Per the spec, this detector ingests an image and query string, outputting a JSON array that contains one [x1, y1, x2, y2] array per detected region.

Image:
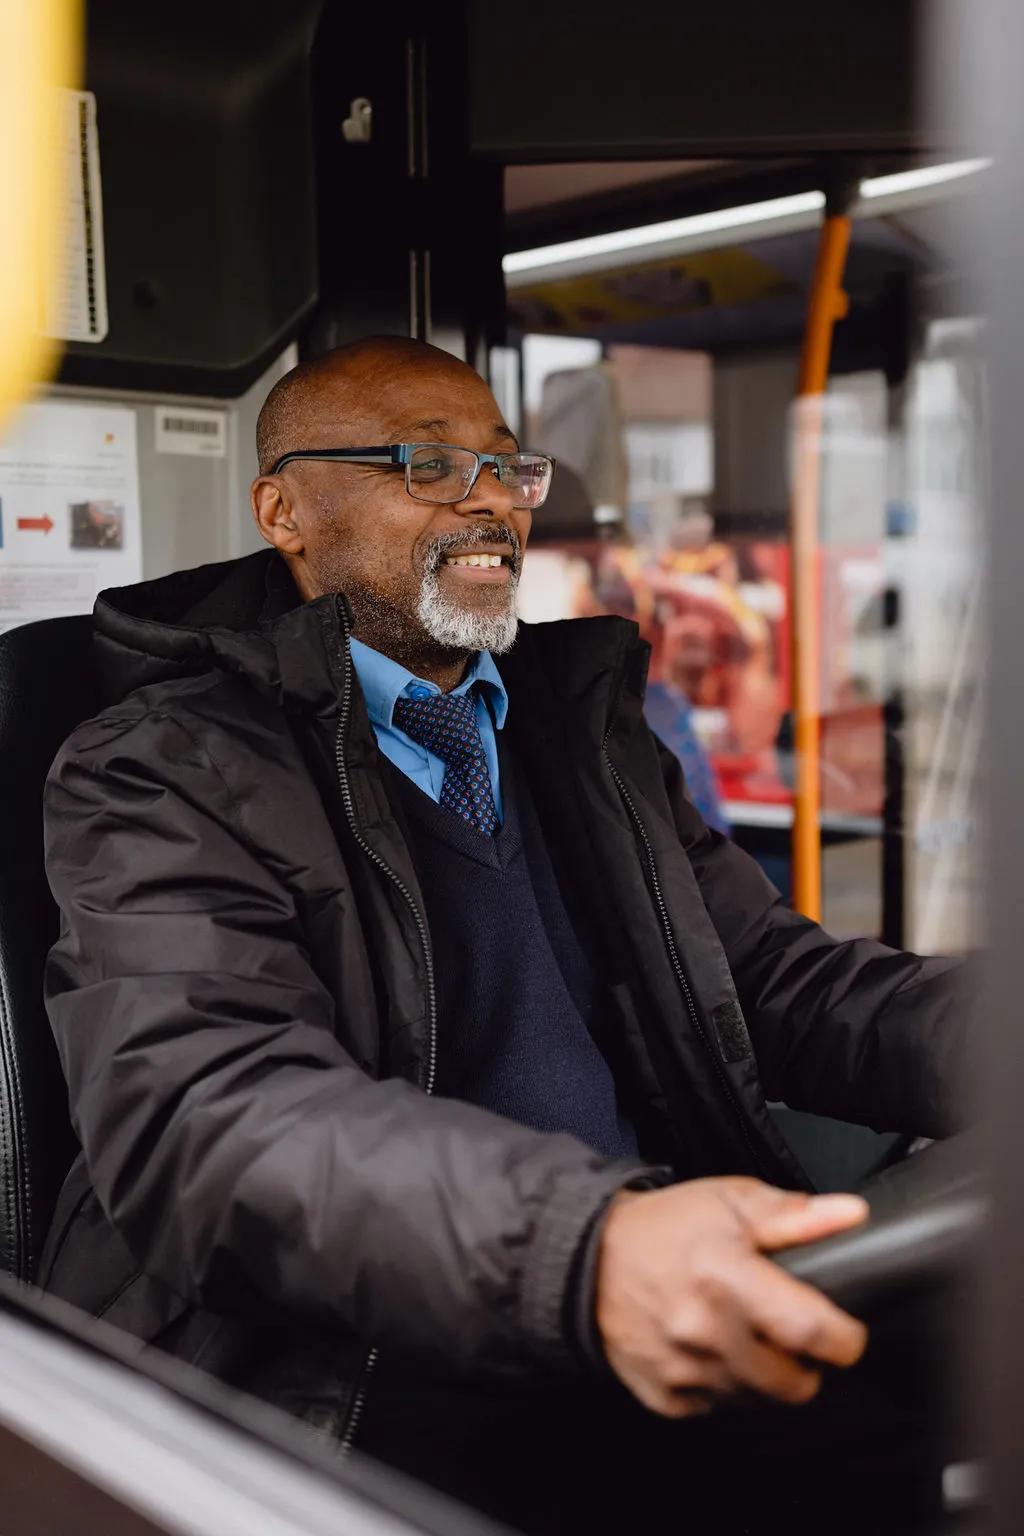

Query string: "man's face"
[[252, 356, 532, 663]]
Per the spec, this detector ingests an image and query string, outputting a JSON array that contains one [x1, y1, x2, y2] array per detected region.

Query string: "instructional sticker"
[[0, 402, 141, 633]]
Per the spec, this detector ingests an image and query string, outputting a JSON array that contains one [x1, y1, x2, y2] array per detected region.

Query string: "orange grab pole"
[[789, 213, 852, 922]]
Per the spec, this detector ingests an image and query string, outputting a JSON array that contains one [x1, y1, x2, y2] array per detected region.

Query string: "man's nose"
[[456, 461, 516, 518]]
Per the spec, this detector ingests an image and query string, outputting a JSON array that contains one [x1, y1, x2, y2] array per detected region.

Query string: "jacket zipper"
[[0, 986, 29, 1278], [603, 748, 769, 1179], [331, 600, 438, 1451]]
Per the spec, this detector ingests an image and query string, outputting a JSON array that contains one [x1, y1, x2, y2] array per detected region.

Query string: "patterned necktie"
[[392, 689, 499, 836]]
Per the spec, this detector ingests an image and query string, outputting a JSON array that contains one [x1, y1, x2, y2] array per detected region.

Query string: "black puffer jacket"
[[41, 550, 964, 1439]]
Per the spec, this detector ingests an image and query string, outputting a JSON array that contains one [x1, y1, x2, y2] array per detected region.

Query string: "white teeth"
[[444, 552, 506, 568]]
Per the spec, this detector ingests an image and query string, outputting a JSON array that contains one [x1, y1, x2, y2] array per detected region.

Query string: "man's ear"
[[251, 475, 304, 555]]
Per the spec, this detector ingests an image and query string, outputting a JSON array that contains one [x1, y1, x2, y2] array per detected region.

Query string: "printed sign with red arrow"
[[17, 515, 54, 535]]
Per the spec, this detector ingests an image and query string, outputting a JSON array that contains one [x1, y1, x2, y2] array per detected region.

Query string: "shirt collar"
[[349, 637, 508, 731]]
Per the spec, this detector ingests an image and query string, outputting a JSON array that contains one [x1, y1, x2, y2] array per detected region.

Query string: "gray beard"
[[416, 525, 521, 654], [416, 571, 519, 653]]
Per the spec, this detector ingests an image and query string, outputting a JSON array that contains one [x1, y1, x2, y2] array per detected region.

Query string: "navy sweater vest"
[[390, 743, 638, 1161], [358, 747, 639, 1482]]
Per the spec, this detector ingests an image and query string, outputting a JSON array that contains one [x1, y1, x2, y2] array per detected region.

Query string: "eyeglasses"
[[269, 443, 555, 509]]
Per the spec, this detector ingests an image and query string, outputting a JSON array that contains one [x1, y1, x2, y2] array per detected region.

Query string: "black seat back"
[[0, 617, 98, 1280]]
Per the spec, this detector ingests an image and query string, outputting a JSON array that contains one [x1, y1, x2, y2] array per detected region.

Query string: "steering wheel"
[[774, 1133, 984, 1316]]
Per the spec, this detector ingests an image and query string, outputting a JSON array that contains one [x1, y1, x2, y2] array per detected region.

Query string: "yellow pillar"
[[0, 0, 83, 433]]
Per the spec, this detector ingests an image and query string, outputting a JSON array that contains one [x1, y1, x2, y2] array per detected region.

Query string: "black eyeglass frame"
[[268, 442, 556, 507]]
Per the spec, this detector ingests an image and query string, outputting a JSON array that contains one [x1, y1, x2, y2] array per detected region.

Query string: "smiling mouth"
[[426, 525, 521, 585], [444, 552, 510, 569]]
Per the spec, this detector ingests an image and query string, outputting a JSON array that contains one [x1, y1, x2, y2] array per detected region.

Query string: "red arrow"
[[17, 515, 54, 534]]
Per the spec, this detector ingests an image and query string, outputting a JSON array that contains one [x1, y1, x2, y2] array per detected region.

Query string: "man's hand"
[[595, 1178, 869, 1417]]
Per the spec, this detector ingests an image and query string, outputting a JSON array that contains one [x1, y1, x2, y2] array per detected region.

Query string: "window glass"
[[512, 191, 985, 956]]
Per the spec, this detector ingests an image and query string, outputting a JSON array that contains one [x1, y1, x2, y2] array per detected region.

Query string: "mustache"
[[423, 522, 522, 575]]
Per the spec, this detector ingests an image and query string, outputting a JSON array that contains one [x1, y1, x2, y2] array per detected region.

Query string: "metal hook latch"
[[341, 98, 373, 144]]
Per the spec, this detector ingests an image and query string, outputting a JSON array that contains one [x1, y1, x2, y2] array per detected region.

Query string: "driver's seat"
[[0, 616, 97, 1280]]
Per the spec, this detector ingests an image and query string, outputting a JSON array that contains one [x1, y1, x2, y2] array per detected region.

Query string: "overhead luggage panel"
[[58, 0, 321, 397]]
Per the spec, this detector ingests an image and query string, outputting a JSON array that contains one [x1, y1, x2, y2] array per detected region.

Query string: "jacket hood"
[[93, 550, 347, 715], [93, 549, 648, 732]]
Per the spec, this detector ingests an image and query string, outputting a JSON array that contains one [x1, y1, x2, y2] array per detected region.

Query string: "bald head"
[[256, 335, 484, 475]]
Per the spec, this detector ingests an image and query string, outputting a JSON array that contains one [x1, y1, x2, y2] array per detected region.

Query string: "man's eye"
[[411, 457, 452, 480]]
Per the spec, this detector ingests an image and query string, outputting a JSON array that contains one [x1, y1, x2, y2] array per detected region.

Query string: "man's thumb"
[[747, 1191, 869, 1253]]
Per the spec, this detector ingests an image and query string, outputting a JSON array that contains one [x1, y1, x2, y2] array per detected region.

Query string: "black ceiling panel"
[[469, 0, 919, 161]]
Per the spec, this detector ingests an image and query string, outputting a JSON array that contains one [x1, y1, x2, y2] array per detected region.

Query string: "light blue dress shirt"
[[349, 637, 509, 819]]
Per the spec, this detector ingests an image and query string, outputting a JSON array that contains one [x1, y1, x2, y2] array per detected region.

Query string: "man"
[[41, 337, 963, 1533]]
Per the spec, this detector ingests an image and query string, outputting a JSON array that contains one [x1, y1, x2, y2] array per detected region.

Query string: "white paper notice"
[[44, 90, 109, 344], [0, 403, 142, 634]]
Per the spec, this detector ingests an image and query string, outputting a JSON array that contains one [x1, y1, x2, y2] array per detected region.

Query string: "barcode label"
[[163, 417, 221, 436], [155, 406, 227, 458]]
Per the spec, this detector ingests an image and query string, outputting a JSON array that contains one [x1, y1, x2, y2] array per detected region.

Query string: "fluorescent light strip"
[[503, 159, 993, 283], [502, 190, 825, 276], [859, 157, 992, 199]]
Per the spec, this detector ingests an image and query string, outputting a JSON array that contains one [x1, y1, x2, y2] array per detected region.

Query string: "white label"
[[44, 90, 109, 344], [155, 406, 228, 458]]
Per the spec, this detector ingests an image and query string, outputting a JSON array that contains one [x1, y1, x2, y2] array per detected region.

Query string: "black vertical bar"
[[302, 1, 421, 353], [880, 585, 905, 949], [407, 36, 430, 341], [302, 0, 504, 364]]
